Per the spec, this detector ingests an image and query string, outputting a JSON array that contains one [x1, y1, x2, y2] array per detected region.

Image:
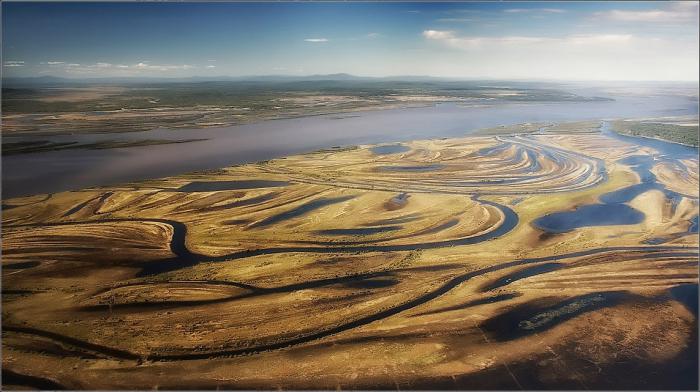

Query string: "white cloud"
[[421, 29, 698, 81], [436, 18, 478, 23], [366, 32, 381, 39], [447, 9, 482, 15], [423, 30, 634, 48], [594, 1, 698, 23], [304, 38, 329, 42], [423, 30, 455, 40], [568, 34, 633, 45], [3, 64, 24, 67], [205, 65, 216, 69], [504, 8, 566, 14], [47, 61, 65, 65], [58, 61, 197, 76], [424, 30, 554, 47], [3, 60, 24, 67], [133, 62, 194, 71], [541, 8, 566, 14]]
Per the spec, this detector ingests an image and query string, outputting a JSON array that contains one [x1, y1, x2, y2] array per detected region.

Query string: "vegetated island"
[[611, 118, 699, 147]]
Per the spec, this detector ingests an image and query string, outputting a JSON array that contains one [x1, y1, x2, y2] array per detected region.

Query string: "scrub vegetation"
[[1, 80, 608, 136], [612, 119, 699, 147]]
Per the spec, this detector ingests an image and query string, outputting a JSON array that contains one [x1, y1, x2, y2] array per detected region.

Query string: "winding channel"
[[7, 195, 518, 276], [534, 122, 699, 233], [3, 244, 696, 361], [4, 124, 699, 363]]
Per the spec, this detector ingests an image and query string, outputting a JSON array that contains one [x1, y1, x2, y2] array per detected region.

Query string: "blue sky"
[[2, 1, 698, 80]]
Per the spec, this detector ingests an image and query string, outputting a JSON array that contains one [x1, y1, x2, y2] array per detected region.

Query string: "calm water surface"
[[2, 93, 697, 197], [534, 121, 699, 233]]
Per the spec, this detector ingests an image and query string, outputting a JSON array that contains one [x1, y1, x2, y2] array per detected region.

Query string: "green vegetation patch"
[[611, 120, 699, 147]]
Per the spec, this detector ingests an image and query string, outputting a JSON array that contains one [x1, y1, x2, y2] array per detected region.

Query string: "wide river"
[[2, 92, 698, 198]]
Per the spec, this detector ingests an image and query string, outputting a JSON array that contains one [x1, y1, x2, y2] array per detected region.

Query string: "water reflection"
[[370, 144, 410, 155], [534, 122, 698, 234]]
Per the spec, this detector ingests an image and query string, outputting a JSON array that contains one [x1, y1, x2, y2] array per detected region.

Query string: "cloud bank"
[[421, 28, 697, 80]]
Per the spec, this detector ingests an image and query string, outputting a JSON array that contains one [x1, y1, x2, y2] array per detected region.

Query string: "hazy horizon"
[[4, 73, 699, 84]]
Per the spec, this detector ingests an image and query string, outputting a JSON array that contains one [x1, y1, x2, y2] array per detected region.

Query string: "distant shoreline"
[[610, 129, 699, 149]]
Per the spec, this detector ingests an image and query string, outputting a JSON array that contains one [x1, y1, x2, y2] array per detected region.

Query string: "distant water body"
[[2, 93, 698, 198]]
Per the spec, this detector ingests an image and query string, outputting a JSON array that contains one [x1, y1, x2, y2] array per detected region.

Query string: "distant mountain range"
[[3, 74, 695, 91], [1, 74, 557, 88]]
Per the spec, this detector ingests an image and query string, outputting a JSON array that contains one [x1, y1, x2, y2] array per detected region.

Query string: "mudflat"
[[2, 121, 698, 390]]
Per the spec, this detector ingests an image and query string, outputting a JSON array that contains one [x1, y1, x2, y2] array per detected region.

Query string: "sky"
[[2, 1, 698, 81]]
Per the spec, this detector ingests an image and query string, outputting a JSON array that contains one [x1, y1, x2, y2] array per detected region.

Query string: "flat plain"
[[1, 121, 698, 389], [0, 80, 604, 137]]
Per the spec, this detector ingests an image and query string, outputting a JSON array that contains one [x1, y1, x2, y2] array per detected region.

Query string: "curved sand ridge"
[[2, 125, 698, 389], [260, 135, 607, 195]]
